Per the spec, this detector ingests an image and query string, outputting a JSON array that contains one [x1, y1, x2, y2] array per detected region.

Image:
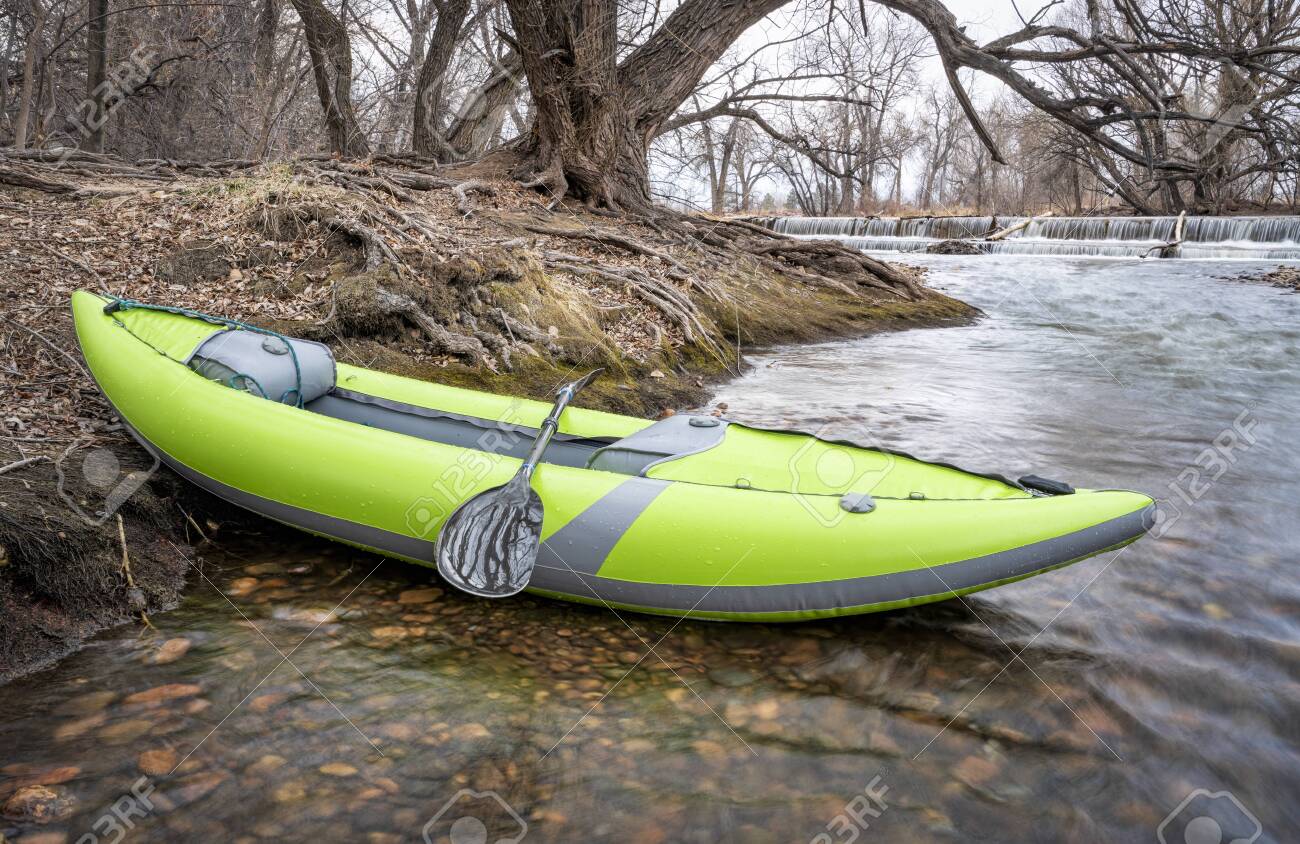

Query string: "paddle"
[[435, 368, 603, 597]]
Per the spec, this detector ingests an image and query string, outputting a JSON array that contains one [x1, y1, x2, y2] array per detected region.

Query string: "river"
[[2, 255, 1297, 843]]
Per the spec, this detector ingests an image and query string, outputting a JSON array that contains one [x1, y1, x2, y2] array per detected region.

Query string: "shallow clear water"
[[2, 257, 1298, 843]]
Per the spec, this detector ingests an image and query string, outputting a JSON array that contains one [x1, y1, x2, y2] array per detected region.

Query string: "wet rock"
[[691, 739, 727, 758], [15, 832, 70, 844], [149, 638, 192, 665], [52, 713, 106, 741], [98, 719, 154, 743], [372, 777, 401, 795], [1, 786, 73, 823], [248, 693, 291, 713], [124, 683, 202, 706], [243, 562, 286, 576], [226, 577, 259, 596], [0, 765, 80, 794], [379, 723, 417, 742], [452, 723, 491, 741], [246, 755, 286, 776], [52, 691, 116, 716], [370, 626, 408, 640], [271, 607, 338, 626], [397, 587, 441, 604], [953, 754, 999, 786], [138, 749, 179, 777], [170, 771, 228, 807], [1202, 602, 1231, 620], [272, 781, 307, 803], [926, 239, 983, 255], [707, 667, 757, 688], [319, 763, 358, 777]]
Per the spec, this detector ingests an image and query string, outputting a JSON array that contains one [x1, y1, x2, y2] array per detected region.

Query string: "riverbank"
[[0, 156, 973, 682]]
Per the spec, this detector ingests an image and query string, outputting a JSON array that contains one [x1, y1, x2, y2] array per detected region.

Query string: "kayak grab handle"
[[1019, 475, 1076, 496]]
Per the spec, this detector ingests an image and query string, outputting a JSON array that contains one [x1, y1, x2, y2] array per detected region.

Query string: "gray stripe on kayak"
[[106, 400, 1151, 616], [537, 477, 671, 575], [530, 504, 1154, 614]]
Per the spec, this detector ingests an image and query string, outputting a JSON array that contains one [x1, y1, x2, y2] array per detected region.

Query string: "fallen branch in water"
[[986, 212, 1052, 241]]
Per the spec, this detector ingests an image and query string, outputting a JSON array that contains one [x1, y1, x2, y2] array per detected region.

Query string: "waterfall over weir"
[[763, 215, 1300, 259]]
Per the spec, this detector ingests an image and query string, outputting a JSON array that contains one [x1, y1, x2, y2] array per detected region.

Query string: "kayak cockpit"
[[304, 387, 616, 469]]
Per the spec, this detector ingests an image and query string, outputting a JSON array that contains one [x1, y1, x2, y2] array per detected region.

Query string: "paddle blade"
[[434, 474, 543, 597]]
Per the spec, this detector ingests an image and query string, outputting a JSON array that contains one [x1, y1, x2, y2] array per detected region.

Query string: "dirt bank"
[[0, 153, 975, 682]]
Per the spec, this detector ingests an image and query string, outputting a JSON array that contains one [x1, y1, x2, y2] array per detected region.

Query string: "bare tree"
[[290, 0, 369, 156]]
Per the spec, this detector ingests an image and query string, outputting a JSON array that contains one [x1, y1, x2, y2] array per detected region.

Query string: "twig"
[[0, 455, 48, 475], [177, 504, 212, 545], [0, 315, 91, 375], [117, 512, 155, 629]]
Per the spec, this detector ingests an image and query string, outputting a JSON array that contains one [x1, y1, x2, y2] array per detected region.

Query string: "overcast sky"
[[655, 0, 1055, 209]]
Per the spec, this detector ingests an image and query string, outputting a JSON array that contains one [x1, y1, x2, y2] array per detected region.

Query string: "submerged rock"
[[1, 786, 74, 823]]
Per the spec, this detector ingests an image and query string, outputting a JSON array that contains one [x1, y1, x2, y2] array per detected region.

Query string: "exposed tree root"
[[453, 179, 495, 217], [371, 286, 497, 370]]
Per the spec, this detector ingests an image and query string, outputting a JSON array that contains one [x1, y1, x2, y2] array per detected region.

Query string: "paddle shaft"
[[518, 382, 578, 481]]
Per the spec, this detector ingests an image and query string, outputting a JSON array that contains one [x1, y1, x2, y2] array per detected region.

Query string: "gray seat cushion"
[[189, 329, 335, 404]]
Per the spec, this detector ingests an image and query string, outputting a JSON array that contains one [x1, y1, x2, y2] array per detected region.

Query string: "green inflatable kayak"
[[72, 290, 1154, 621]]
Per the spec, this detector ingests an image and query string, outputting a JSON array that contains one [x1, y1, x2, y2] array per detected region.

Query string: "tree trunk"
[[12, 0, 46, 150], [503, 0, 788, 209], [444, 51, 522, 158], [411, 0, 470, 157], [253, 0, 280, 85], [290, 0, 369, 157], [82, 0, 109, 152]]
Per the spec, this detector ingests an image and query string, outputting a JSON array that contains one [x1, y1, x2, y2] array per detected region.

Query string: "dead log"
[[986, 212, 1051, 241]]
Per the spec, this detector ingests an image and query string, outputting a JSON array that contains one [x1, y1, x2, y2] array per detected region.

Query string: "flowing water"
[[3, 257, 1299, 843], [767, 214, 1300, 260]]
